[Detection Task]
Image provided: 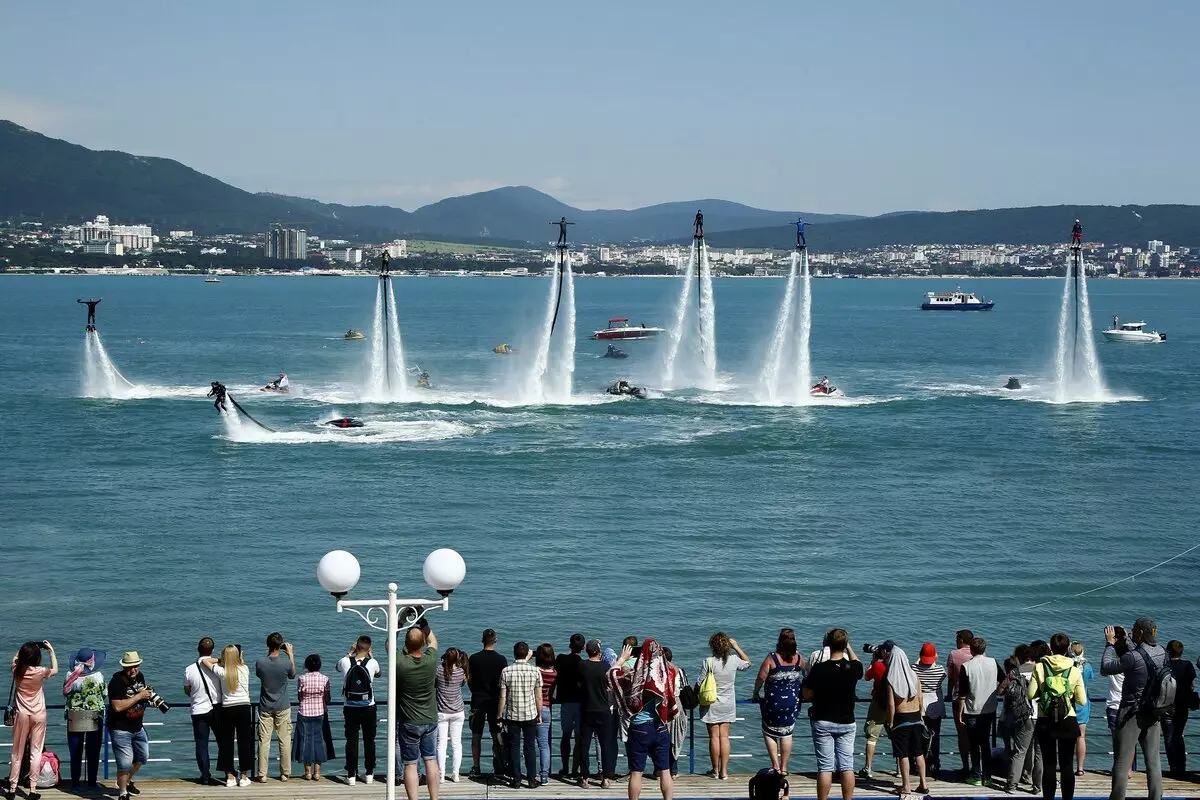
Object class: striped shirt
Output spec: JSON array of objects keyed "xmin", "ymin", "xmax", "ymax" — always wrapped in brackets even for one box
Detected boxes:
[
  {"xmin": 539, "ymin": 667, "xmax": 557, "ymax": 708},
  {"xmin": 914, "ymin": 662, "xmax": 946, "ymax": 696},
  {"xmin": 499, "ymin": 661, "xmax": 542, "ymax": 722},
  {"xmin": 436, "ymin": 665, "xmax": 466, "ymax": 715},
  {"xmin": 298, "ymin": 672, "xmax": 329, "ymax": 718}
]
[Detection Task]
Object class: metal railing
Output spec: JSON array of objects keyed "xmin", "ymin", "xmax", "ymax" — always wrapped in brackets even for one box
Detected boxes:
[{"xmin": 3, "ymin": 698, "xmax": 1197, "ymax": 782}]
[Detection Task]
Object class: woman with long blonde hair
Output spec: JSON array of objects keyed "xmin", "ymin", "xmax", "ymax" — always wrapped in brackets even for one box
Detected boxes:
[{"xmin": 203, "ymin": 645, "xmax": 253, "ymax": 786}]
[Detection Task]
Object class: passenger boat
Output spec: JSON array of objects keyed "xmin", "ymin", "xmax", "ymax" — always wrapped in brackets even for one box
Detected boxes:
[
  {"xmin": 920, "ymin": 289, "xmax": 994, "ymax": 311},
  {"xmin": 1102, "ymin": 317, "xmax": 1166, "ymax": 343},
  {"xmin": 591, "ymin": 318, "xmax": 664, "ymax": 340},
  {"xmin": 204, "ymin": 277, "xmax": 221, "ymax": 283}
]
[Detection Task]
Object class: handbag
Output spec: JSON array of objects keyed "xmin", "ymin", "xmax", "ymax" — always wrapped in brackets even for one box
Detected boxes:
[
  {"xmin": 3, "ymin": 676, "xmax": 15, "ymax": 727},
  {"xmin": 66, "ymin": 710, "xmax": 99, "ymax": 733},
  {"xmin": 698, "ymin": 658, "xmax": 719, "ymax": 707}
]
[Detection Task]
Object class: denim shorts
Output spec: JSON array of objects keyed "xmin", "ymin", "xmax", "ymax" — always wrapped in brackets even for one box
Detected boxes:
[
  {"xmin": 109, "ymin": 728, "xmax": 149, "ymax": 772},
  {"xmin": 625, "ymin": 721, "xmax": 671, "ymax": 773},
  {"xmin": 811, "ymin": 720, "xmax": 856, "ymax": 773},
  {"xmin": 399, "ymin": 721, "xmax": 438, "ymax": 765}
]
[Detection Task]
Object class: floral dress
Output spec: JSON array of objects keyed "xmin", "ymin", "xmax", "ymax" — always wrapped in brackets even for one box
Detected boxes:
[{"xmin": 761, "ymin": 654, "xmax": 803, "ymax": 738}]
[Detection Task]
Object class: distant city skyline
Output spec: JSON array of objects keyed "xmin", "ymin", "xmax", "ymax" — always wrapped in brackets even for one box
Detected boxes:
[{"xmin": 2, "ymin": 0, "xmax": 1197, "ymax": 215}]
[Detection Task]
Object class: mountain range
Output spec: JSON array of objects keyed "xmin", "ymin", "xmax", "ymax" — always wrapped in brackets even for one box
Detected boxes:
[{"xmin": 2, "ymin": 120, "xmax": 1197, "ymax": 249}]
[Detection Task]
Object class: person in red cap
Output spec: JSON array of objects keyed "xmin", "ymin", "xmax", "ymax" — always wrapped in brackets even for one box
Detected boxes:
[{"xmin": 913, "ymin": 643, "xmax": 946, "ymax": 777}]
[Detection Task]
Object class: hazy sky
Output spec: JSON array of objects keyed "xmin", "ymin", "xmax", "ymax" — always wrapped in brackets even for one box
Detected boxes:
[{"xmin": 1, "ymin": 1, "xmax": 1195, "ymax": 215}]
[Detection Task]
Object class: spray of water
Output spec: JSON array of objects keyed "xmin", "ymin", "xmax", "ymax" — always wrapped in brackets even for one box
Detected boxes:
[
  {"xmin": 1053, "ymin": 250, "xmax": 1106, "ymax": 402},
  {"xmin": 661, "ymin": 240, "xmax": 718, "ymax": 389},
  {"xmin": 759, "ymin": 252, "xmax": 798, "ymax": 402},
  {"xmin": 697, "ymin": 241, "xmax": 718, "ymax": 388},
  {"xmin": 547, "ymin": 264, "xmax": 576, "ymax": 402},
  {"xmin": 365, "ymin": 278, "xmax": 408, "ymax": 401},
  {"xmin": 82, "ymin": 330, "xmax": 135, "ymax": 398},
  {"xmin": 795, "ymin": 248, "xmax": 813, "ymax": 399},
  {"xmin": 661, "ymin": 247, "xmax": 697, "ymax": 389}
]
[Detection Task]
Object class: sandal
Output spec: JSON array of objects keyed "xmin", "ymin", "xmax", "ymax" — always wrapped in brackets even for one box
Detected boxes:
[
  {"xmin": 1075, "ymin": 770, "xmax": 1085, "ymax": 777},
  {"xmin": 917, "ymin": 785, "xmax": 929, "ymax": 795}
]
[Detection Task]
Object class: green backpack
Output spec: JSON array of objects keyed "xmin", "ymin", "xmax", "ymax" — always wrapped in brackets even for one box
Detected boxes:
[{"xmin": 1038, "ymin": 658, "xmax": 1073, "ymax": 724}]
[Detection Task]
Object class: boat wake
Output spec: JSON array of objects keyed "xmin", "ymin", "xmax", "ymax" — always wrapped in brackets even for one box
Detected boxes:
[{"xmin": 217, "ymin": 418, "xmax": 476, "ymax": 445}]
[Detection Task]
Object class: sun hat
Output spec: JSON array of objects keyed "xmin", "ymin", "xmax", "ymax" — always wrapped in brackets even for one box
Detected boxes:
[
  {"xmin": 75, "ymin": 648, "xmax": 107, "ymax": 673},
  {"xmin": 919, "ymin": 642, "xmax": 937, "ymax": 665},
  {"xmin": 119, "ymin": 651, "xmax": 143, "ymax": 668}
]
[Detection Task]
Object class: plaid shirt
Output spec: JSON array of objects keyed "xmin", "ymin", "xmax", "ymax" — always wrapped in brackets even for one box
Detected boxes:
[
  {"xmin": 499, "ymin": 660, "xmax": 542, "ymax": 722},
  {"xmin": 298, "ymin": 672, "xmax": 329, "ymax": 718}
]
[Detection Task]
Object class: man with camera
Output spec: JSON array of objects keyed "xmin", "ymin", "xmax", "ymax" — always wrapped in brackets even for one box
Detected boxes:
[
  {"xmin": 108, "ymin": 651, "xmax": 168, "ymax": 800},
  {"xmin": 1102, "ymin": 618, "xmax": 1168, "ymax": 800},
  {"xmin": 255, "ymin": 633, "xmax": 297, "ymax": 781},
  {"xmin": 183, "ymin": 637, "xmax": 223, "ymax": 785}
]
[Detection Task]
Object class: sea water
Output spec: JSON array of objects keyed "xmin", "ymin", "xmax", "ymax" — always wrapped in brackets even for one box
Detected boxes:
[{"xmin": 2, "ymin": 276, "xmax": 1198, "ymax": 752}]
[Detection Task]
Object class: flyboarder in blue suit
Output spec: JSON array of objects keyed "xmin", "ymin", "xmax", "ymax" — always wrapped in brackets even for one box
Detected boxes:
[{"xmin": 794, "ymin": 218, "xmax": 807, "ymax": 249}]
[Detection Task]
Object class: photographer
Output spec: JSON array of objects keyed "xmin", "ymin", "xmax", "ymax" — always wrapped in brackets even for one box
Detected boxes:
[
  {"xmin": 1101, "ymin": 618, "xmax": 1167, "ymax": 800},
  {"xmin": 108, "ymin": 651, "xmax": 167, "ymax": 800}
]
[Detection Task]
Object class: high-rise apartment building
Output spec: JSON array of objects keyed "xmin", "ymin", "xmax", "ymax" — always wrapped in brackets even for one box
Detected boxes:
[{"xmin": 265, "ymin": 226, "xmax": 308, "ymax": 259}]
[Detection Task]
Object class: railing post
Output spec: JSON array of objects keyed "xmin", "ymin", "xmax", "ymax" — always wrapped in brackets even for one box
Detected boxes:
[
  {"xmin": 102, "ymin": 716, "xmax": 109, "ymax": 781},
  {"xmin": 687, "ymin": 708, "xmax": 695, "ymax": 775}
]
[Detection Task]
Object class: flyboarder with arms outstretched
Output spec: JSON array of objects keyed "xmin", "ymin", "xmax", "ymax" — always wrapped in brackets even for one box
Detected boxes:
[
  {"xmin": 694, "ymin": 210, "xmax": 704, "ymax": 238},
  {"xmin": 1071, "ymin": 219, "xmax": 1082, "ymax": 247},
  {"xmin": 77, "ymin": 298, "xmax": 101, "ymax": 331},
  {"xmin": 794, "ymin": 218, "xmax": 807, "ymax": 249},
  {"xmin": 551, "ymin": 216, "xmax": 573, "ymax": 246}
]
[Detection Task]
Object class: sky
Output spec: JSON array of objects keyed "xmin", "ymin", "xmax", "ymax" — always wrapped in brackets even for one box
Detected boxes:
[{"xmin": 1, "ymin": 1, "xmax": 1197, "ymax": 216}]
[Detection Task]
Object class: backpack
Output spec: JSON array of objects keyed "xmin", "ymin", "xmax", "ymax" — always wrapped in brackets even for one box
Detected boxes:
[
  {"xmin": 1037, "ymin": 658, "xmax": 1073, "ymax": 724},
  {"xmin": 1001, "ymin": 669, "xmax": 1033, "ymax": 728},
  {"xmin": 36, "ymin": 752, "xmax": 60, "ymax": 789},
  {"xmin": 698, "ymin": 659, "xmax": 718, "ymax": 707},
  {"xmin": 679, "ymin": 681, "xmax": 700, "ymax": 712},
  {"xmin": 1137, "ymin": 649, "xmax": 1176, "ymax": 719},
  {"xmin": 749, "ymin": 768, "xmax": 789, "ymax": 800},
  {"xmin": 344, "ymin": 657, "xmax": 373, "ymax": 702}
]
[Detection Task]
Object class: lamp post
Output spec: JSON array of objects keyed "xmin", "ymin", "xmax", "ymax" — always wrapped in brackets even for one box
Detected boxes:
[{"xmin": 317, "ymin": 548, "xmax": 466, "ymax": 800}]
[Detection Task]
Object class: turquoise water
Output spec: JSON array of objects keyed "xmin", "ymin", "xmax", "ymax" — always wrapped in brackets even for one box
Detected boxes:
[{"xmin": 2, "ymin": 276, "xmax": 1198, "ymax": 716}]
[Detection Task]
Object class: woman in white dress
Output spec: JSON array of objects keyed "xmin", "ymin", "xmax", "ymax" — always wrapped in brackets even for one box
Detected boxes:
[{"xmin": 697, "ymin": 632, "xmax": 751, "ymax": 779}]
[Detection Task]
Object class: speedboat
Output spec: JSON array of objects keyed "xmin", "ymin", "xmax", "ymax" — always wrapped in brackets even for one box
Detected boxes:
[
  {"xmin": 325, "ymin": 417, "xmax": 364, "ymax": 428},
  {"xmin": 601, "ymin": 345, "xmax": 629, "ymax": 359},
  {"xmin": 204, "ymin": 277, "xmax": 221, "ymax": 283},
  {"xmin": 344, "ymin": 329, "xmax": 365, "ymax": 340},
  {"xmin": 920, "ymin": 289, "xmax": 994, "ymax": 311},
  {"xmin": 1102, "ymin": 318, "xmax": 1166, "ymax": 343},
  {"xmin": 606, "ymin": 380, "xmax": 648, "ymax": 399},
  {"xmin": 591, "ymin": 318, "xmax": 664, "ymax": 340}
]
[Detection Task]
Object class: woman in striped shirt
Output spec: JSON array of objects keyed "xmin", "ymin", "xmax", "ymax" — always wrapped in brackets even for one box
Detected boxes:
[
  {"xmin": 535, "ymin": 644, "xmax": 558, "ymax": 786},
  {"xmin": 294, "ymin": 654, "xmax": 331, "ymax": 780},
  {"xmin": 913, "ymin": 643, "xmax": 947, "ymax": 776},
  {"xmin": 435, "ymin": 648, "xmax": 469, "ymax": 783}
]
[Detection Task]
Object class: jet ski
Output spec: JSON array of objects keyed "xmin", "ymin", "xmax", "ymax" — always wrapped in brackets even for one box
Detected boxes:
[
  {"xmin": 344, "ymin": 329, "xmax": 365, "ymax": 340},
  {"xmin": 416, "ymin": 372, "xmax": 432, "ymax": 389},
  {"xmin": 260, "ymin": 383, "xmax": 290, "ymax": 394},
  {"xmin": 1004, "ymin": 377, "xmax": 1022, "ymax": 390},
  {"xmin": 606, "ymin": 380, "xmax": 648, "ymax": 399},
  {"xmin": 493, "ymin": 343, "xmax": 517, "ymax": 355},
  {"xmin": 810, "ymin": 379, "xmax": 840, "ymax": 397},
  {"xmin": 325, "ymin": 417, "xmax": 364, "ymax": 428},
  {"xmin": 601, "ymin": 345, "xmax": 629, "ymax": 359}
]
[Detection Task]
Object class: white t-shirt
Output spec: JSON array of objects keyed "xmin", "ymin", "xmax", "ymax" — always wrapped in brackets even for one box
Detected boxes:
[
  {"xmin": 337, "ymin": 656, "xmax": 381, "ymax": 707},
  {"xmin": 1106, "ymin": 674, "xmax": 1124, "ymax": 710},
  {"xmin": 185, "ymin": 660, "xmax": 223, "ymax": 715},
  {"xmin": 212, "ymin": 664, "xmax": 251, "ymax": 707},
  {"xmin": 278, "ymin": 376, "xmax": 289, "ymax": 388}
]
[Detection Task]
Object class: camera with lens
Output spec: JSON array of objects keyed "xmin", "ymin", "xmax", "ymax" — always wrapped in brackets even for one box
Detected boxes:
[
  {"xmin": 862, "ymin": 643, "xmax": 878, "ymax": 654},
  {"xmin": 145, "ymin": 688, "xmax": 170, "ymax": 714},
  {"xmin": 862, "ymin": 640, "xmax": 894, "ymax": 657}
]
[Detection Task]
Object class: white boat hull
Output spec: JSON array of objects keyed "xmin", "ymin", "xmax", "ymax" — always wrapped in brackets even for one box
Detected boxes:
[{"xmin": 1102, "ymin": 330, "xmax": 1165, "ymax": 343}]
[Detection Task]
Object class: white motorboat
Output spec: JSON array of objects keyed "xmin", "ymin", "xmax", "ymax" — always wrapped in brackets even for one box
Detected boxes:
[
  {"xmin": 1102, "ymin": 317, "xmax": 1166, "ymax": 343},
  {"xmin": 591, "ymin": 318, "xmax": 664, "ymax": 340}
]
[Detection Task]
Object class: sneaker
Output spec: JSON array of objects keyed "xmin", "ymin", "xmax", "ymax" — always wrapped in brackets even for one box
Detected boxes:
[
  {"xmin": 118, "ymin": 794, "xmax": 129, "ymax": 800},
  {"xmin": 966, "ymin": 777, "xmax": 983, "ymax": 786},
  {"xmin": 363, "ymin": 774, "xmax": 374, "ymax": 784},
  {"xmin": 280, "ymin": 775, "xmax": 289, "ymax": 782},
  {"xmin": 858, "ymin": 768, "xmax": 872, "ymax": 780},
  {"xmin": 127, "ymin": 783, "xmax": 141, "ymax": 795},
  {"xmin": 29, "ymin": 794, "xmax": 41, "ymax": 800},
  {"xmin": 347, "ymin": 776, "xmax": 357, "ymax": 786},
  {"xmin": 468, "ymin": 767, "xmax": 482, "ymax": 779},
  {"xmin": 226, "ymin": 777, "xmax": 237, "ymax": 788},
  {"xmin": 450, "ymin": 773, "xmax": 460, "ymax": 783},
  {"xmin": 238, "ymin": 777, "xmax": 251, "ymax": 788}
]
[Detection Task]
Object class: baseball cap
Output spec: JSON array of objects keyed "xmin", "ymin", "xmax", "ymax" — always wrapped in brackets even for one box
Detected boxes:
[{"xmin": 919, "ymin": 642, "xmax": 937, "ymax": 665}]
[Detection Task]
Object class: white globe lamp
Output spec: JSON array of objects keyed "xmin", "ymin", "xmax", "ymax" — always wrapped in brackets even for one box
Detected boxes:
[
  {"xmin": 423, "ymin": 548, "xmax": 466, "ymax": 597},
  {"xmin": 317, "ymin": 550, "xmax": 361, "ymax": 599}
]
